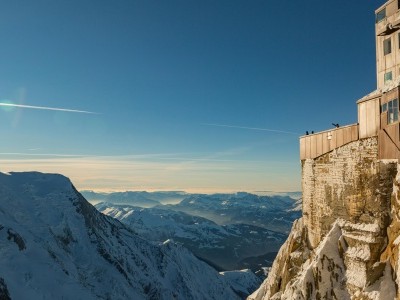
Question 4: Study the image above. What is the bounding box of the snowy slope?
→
[0,172,241,300]
[220,269,262,298]
[96,203,287,271]
[220,269,261,296]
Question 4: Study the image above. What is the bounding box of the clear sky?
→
[0,0,384,193]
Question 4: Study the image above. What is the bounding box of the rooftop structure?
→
[376,0,400,88]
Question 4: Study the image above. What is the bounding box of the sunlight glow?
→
[0,154,300,193]
[0,100,15,112]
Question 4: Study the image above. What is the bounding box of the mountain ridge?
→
[0,171,254,299]
[96,202,287,271]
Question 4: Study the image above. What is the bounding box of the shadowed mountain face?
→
[0,172,255,300]
[96,203,287,271]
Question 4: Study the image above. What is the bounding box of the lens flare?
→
[0,100,15,112]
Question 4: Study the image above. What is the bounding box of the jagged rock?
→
[6,228,26,251]
[248,218,309,299]
[0,278,11,300]
[249,219,397,300]
[249,139,400,299]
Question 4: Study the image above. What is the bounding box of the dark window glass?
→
[376,8,386,23]
[388,99,399,124]
[385,71,393,83]
[382,103,388,113]
[384,38,392,55]
[388,101,393,123]
[394,99,399,122]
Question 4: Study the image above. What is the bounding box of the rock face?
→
[382,167,400,299]
[249,138,400,299]
[302,137,396,249]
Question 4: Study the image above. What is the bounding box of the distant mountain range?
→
[162,193,301,234]
[81,190,188,206]
[0,172,260,299]
[84,191,302,235]
[90,190,301,278]
[96,203,287,271]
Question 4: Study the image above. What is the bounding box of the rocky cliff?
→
[249,137,400,299]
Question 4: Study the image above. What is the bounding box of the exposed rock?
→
[248,218,309,299]
[302,137,395,250]
[0,278,11,300]
[381,164,400,299]
[249,219,397,300]
[249,139,400,299]
[6,228,25,251]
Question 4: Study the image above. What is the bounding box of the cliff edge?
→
[249,137,400,299]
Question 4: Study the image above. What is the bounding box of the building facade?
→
[300,0,400,161]
[300,0,400,249]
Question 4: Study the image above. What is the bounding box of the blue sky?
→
[0,0,383,192]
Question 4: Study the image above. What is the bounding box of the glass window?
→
[385,71,393,83]
[388,99,399,124]
[376,8,386,23]
[382,102,388,113]
[384,38,392,55]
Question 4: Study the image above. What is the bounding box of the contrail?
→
[0,103,100,114]
[202,123,299,135]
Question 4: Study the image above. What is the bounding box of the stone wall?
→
[249,137,400,299]
[302,137,397,249]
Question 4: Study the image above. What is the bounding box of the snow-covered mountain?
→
[220,269,262,299]
[96,203,287,271]
[0,171,255,300]
[162,193,301,234]
[81,190,188,206]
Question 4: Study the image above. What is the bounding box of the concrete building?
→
[300,0,400,160]
[376,0,400,89]
[250,2,400,298]
[299,0,399,270]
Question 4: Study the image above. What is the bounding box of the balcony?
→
[299,124,359,160]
